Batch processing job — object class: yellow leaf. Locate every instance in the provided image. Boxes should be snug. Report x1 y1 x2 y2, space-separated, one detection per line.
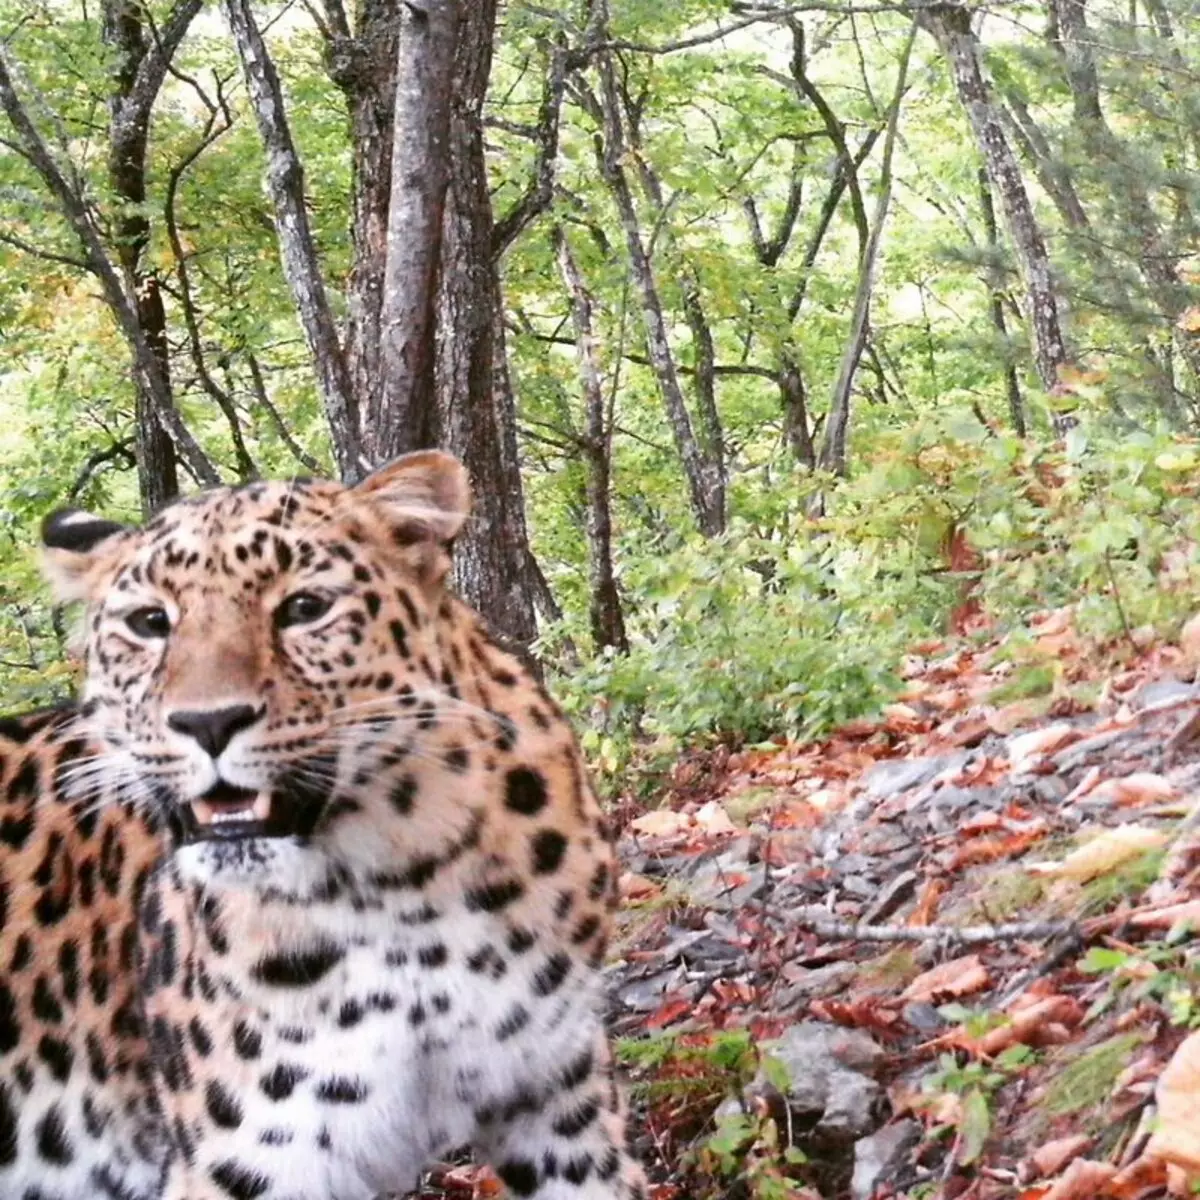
1027 824 1168 881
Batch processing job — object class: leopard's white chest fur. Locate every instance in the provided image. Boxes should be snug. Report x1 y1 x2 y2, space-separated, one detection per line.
157 891 601 1200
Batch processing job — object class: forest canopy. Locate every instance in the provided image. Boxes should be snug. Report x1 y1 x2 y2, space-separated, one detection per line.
1 0 1199 782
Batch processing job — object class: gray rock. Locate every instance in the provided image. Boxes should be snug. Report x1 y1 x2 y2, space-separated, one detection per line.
851 1119 922 1200
1134 678 1196 711
761 1021 883 1136
863 756 947 799
617 964 693 1012
861 870 918 924
684 860 767 911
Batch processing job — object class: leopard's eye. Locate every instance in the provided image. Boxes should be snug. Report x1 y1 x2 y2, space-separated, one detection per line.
125 607 170 639
275 592 333 629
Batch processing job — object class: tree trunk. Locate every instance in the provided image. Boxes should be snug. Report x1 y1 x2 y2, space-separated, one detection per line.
585 39 725 535
325 0 400 454
922 5 1073 420
225 0 360 479
977 168 1026 436
431 0 537 653
1046 0 1200 392
554 226 628 656
371 0 459 460
103 0 206 513
818 22 915 476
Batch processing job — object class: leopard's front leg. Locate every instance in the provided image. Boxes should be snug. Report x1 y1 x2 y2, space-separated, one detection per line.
475 1035 647 1200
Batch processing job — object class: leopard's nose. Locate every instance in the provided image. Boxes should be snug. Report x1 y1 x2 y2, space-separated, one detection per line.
166 705 264 758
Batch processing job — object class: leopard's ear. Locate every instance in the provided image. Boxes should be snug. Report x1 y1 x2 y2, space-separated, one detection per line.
40 509 129 602
352 450 471 545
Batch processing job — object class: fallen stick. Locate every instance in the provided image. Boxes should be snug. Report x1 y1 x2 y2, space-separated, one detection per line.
796 910 1079 946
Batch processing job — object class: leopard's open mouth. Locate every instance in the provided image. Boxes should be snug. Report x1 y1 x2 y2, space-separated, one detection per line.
173 771 334 845
180 784 283 842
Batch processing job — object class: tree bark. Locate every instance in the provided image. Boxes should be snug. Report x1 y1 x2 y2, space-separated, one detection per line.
1045 0 1200 392
623 97 726 511
553 226 628 655
0 47 219 490
103 0 197 513
977 168 1026 436
580 34 725 535
225 0 360 479
431 0 538 653
818 22 915 476
323 0 400 456
922 5 1073 422
371 0 459 461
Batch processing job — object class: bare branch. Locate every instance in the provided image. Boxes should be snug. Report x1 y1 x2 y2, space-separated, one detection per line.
67 438 137 502
492 35 568 258
0 227 89 269
246 353 327 475
0 45 220 486
164 104 258 480
224 0 359 479
796 910 1079 946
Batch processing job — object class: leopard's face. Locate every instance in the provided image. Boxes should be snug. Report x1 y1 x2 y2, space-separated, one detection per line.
42 452 477 891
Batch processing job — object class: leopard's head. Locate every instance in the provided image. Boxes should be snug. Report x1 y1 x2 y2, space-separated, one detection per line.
41 451 486 891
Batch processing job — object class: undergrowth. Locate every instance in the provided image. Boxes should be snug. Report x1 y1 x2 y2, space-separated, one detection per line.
549 414 1200 796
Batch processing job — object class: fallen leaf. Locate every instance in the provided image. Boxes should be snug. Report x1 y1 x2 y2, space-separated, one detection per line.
902 954 990 1003
1107 1155 1168 1199
1042 1159 1117 1200
620 873 661 902
1090 772 1177 807
989 699 1051 734
1027 824 1168 881
644 996 695 1029
629 810 691 837
1181 612 1200 666
1148 1029 1200 1171
1029 1135 1093 1178
950 827 1047 869
1128 900 1200 929
1008 722 1078 768
971 995 1084 1056
693 800 736 835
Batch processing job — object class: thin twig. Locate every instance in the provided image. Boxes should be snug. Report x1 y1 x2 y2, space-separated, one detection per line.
796 911 1079 946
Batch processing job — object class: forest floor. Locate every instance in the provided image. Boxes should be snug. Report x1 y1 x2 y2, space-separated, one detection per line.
419 605 1200 1200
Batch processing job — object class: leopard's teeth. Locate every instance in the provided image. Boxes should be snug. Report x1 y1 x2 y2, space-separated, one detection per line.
190 792 270 826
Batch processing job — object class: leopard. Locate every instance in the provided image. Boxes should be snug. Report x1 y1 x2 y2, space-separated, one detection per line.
0 450 648 1200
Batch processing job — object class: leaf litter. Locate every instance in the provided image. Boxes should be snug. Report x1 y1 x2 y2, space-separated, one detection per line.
404 605 1200 1198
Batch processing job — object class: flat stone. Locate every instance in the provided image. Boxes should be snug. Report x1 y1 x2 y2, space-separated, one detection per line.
861 870 918 924
863 756 947 799
1134 679 1196 710
762 1021 883 1136
851 1119 922 1200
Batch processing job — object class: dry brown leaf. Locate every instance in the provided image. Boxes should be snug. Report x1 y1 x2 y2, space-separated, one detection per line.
693 800 736 835
1008 721 1078 767
1148 1029 1200 1172
1027 824 1168 882
989 699 1051 734
1107 1155 1168 1199
1181 611 1200 666
1041 1159 1117 1200
1129 900 1200 929
972 995 1083 1056
902 954 990 1003
628 810 691 837
619 873 661 901
1029 1135 1093 1179
1090 772 1177 808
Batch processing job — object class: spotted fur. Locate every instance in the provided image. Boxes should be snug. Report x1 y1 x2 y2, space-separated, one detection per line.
0 452 646 1199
